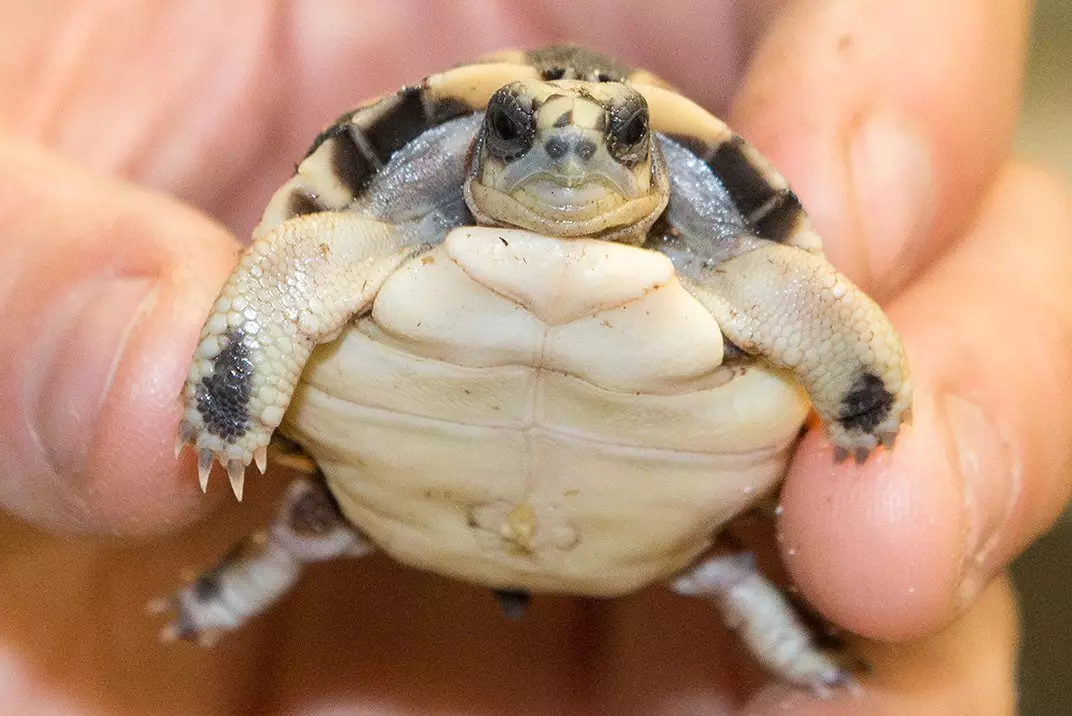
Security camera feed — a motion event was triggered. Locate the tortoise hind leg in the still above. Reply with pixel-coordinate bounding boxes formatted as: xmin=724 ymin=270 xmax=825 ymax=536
xmin=670 ymin=552 xmax=858 ymax=699
xmin=150 ymin=478 xmax=373 ymax=646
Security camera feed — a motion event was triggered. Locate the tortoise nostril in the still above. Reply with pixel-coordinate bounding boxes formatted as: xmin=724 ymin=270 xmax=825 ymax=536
xmin=545 ymin=136 xmax=568 ymax=160
xmin=575 ymin=138 xmax=596 ymax=160
xmin=544 ymin=135 xmax=597 ymax=162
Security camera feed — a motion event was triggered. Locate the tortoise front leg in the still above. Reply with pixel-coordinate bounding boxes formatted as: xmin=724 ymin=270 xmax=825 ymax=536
xmin=150 ymin=479 xmax=373 ymax=646
xmin=177 ymin=211 xmax=424 ymax=498
xmin=670 ymin=552 xmax=857 ymax=699
xmin=685 ymin=242 xmax=912 ymax=460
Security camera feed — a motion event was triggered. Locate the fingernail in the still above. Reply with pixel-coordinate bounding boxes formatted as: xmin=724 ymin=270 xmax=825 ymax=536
xmin=942 ymin=393 xmax=1019 ymax=604
xmin=26 ymin=276 xmax=157 ymax=480
xmin=848 ymin=111 xmax=934 ymax=281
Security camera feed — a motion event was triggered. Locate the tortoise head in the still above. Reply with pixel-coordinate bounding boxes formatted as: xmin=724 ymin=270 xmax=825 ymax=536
xmin=463 ymin=79 xmax=669 ymax=244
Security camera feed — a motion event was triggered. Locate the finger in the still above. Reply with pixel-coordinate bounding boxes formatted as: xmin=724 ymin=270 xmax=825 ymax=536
xmin=742 ymin=575 xmax=1018 ymax=715
xmin=731 ymin=0 xmax=1031 ymax=295
xmin=780 ymin=162 xmax=1072 ymax=640
xmin=0 ymin=137 xmax=237 ymax=533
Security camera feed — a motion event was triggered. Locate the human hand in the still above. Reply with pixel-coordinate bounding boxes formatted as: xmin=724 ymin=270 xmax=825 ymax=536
xmin=0 ymin=0 xmax=1065 ymax=713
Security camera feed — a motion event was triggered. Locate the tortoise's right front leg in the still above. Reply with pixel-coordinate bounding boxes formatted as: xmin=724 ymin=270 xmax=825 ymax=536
xmin=150 ymin=479 xmax=373 ymax=646
xmin=178 ymin=212 xmax=422 ymax=498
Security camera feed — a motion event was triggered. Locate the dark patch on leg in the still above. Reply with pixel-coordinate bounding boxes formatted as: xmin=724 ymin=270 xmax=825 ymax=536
xmin=363 ymin=85 xmax=430 ymax=165
xmin=196 ymin=329 xmax=253 ymax=441
xmin=660 ymin=132 xmax=709 ymax=159
xmin=837 ymin=372 xmax=894 ymax=433
xmin=286 ymin=189 xmax=324 ymax=218
xmin=288 ymin=482 xmax=345 ymax=536
xmin=330 ymin=132 xmax=374 ymax=196
xmin=705 ymin=136 xmax=778 ymax=220
xmin=552 ymin=109 xmax=573 ymax=128
xmin=493 ymin=589 xmax=531 ymax=620
xmin=751 ymin=190 xmax=803 ymax=243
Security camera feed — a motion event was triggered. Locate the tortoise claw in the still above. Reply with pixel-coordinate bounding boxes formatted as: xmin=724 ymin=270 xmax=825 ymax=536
xmin=254 ymin=446 xmax=268 ymax=475
xmin=197 ymin=449 xmax=214 ymax=492
xmin=226 ymin=459 xmax=246 ymax=501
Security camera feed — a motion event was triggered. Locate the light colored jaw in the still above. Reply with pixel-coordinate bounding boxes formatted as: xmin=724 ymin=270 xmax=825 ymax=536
xmin=465 ymin=177 xmax=667 ymax=243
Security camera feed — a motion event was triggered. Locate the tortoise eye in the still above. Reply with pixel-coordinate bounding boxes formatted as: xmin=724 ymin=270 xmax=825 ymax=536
xmin=618 ymin=109 xmax=648 ymax=146
xmin=489 ymin=105 xmax=520 ymax=141
xmin=484 ymin=89 xmax=535 ymax=161
xmin=607 ymin=103 xmax=650 ymax=165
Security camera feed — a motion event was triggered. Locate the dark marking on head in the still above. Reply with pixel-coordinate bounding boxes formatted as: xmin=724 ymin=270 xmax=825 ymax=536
xmin=493 ymin=589 xmax=531 ymax=620
xmin=552 ymin=109 xmax=573 ymax=128
xmin=362 ymin=85 xmax=429 ymax=165
xmin=706 ymin=137 xmax=779 ymax=220
xmin=526 ymin=44 xmax=633 ymax=83
xmin=288 ymin=483 xmax=345 ymax=536
xmin=838 ymin=372 xmax=894 ymax=433
xmin=195 ymin=329 xmax=252 ymax=442
xmin=286 ymin=190 xmax=324 ymax=218
xmin=330 ymin=130 xmax=374 ymax=196
xmin=661 ymin=132 xmax=709 ymax=159
xmin=752 ymin=190 xmax=803 ymax=243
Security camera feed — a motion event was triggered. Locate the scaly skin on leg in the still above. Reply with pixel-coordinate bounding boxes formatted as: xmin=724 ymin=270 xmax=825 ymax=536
xmin=684 ymin=242 xmax=912 ymax=460
xmin=671 ymin=552 xmax=857 ymax=699
xmin=150 ymin=479 xmax=373 ymax=645
xmin=177 ymin=212 xmax=424 ymax=497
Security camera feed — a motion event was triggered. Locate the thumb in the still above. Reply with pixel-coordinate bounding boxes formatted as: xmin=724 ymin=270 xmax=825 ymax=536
xmin=779 ymin=163 xmax=1072 ymax=642
xmin=0 ymin=137 xmax=236 ymax=534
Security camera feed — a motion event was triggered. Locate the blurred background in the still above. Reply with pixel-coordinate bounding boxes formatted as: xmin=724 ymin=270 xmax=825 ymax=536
xmin=1011 ymin=0 xmax=1071 ymax=712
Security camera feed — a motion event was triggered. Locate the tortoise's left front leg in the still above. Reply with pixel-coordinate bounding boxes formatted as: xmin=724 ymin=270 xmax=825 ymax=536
xmin=150 ymin=479 xmax=372 ymax=646
xmin=685 ymin=242 xmax=912 ymax=460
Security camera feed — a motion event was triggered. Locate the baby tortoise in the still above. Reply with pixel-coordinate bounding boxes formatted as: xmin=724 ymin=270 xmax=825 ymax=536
xmin=162 ymin=45 xmax=911 ymax=696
